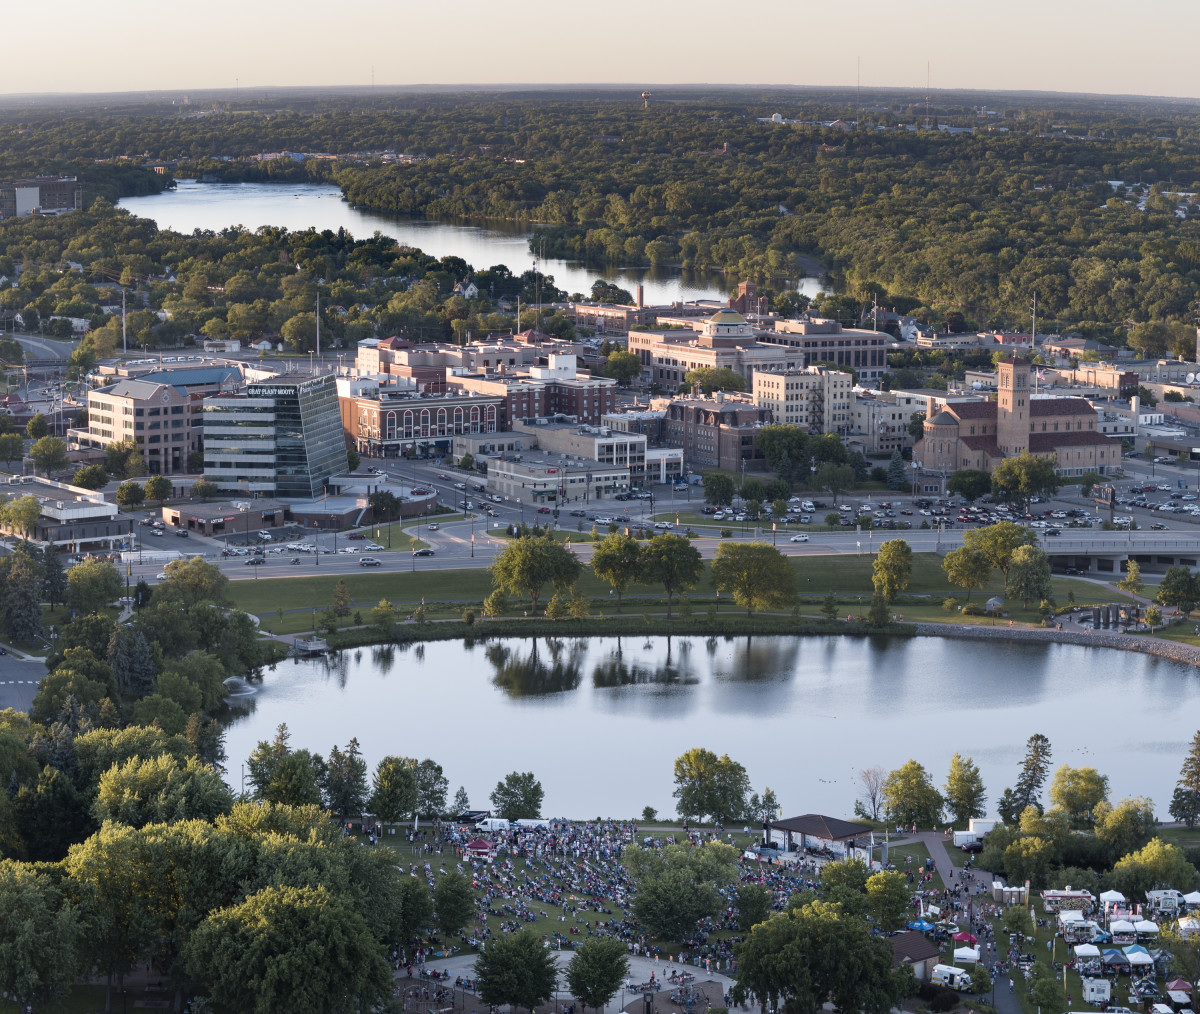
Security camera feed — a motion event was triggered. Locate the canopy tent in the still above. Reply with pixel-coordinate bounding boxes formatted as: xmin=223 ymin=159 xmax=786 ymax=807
xmin=953 ymin=931 xmax=978 ymax=944
xmin=1103 ymin=950 xmax=1131 ymax=966
xmin=1134 ymin=920 xmax=1159 ymax=935
xmin=1178 ymin=917 xmax=1200 ymax=939
xmin=1166 ymin=980 xmax=1193 ymax=994
xmin=1111 ymin=919 xmax=1136 ymax=932
xmin=1184 ymin=891 xmax=1200 ymax=906
xmin=1060 ymin=909 xmax=1086 ymax=923
xmin=1123 ymin=945 xmax=1153 ymax=966
xmin=1075 ymin=943 xmax=1102 ymax=958
xmin=908 ymin=919 xmax=934 ymax=932
xmin=954 ymin=946 xmax=981 ymax=964
xmin=1101 ymin=889 xmax=1127 ymax=904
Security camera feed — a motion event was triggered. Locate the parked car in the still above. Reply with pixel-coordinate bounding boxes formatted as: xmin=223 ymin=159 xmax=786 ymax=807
xmin=427 ymin=523 xmax=439 ymax=531
xmin=960 ymin=840 xmax=984 ymax=853
xmin=175 ymin=529 xmax=189 ymax=538
xmin=149 ymin=529 xmax=163 ymax=537
xmin=537 ymin=507 xmax=551 ymax=514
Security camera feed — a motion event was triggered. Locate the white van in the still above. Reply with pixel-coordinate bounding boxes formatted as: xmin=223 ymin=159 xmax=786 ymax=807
xmin=930 ymin=965 xmax=972 ymax=990
xmin=475 ymin=818 xmax=511 ymax=832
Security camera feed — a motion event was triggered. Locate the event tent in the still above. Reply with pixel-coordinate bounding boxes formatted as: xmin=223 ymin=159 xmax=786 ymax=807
xmin=954 ymin=946 xmax=981 ymax=964
xmin=953 ymin=932 xmax=978 ymax=944
xmin=1185 ymin=891 xmax=1200 ymax=907
xmin=1075 ymin=944 xmax=1102 ymax=958
xmin=908 ymin=919 xmax=934 ymax=932
xmin=1166 ymin=980 xmax=1193 ymax=994
xmin=1101 ymin=890 xmax=1127 ymax=904
xmin=1123 ymin=945 xmax=1153 ymax=966
xmin=1134 ymin=920 xmax=1159 ymax=935
xmin=1102 ymin=950 xmax=1131 ymax=966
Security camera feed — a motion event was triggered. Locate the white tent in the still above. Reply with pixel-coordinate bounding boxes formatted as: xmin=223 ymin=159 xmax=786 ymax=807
xmin=1134 ymin=919 xmax=1159 ymax=935
xmin=1185 ymin=891 xmax=1200 ymax=906
xmin=1177 ymin=917 xmax=1200 ymax=939
xmin=1125 ymin=951 xmax=1153 ymax=966
xmin=1110 ymin=919 xmax=1136 ymax=933
xmin=1075 ymin=943 xmax=1102 ymax=958
xmin=1101 ymin=890 xmax=1127 ymax=904
xmin=954 ymin=946 xmax=981 ymax=964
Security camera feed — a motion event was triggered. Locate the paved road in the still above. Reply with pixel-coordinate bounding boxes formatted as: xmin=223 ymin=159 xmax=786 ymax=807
xmin=0 ymin=653 xmax=45 ymax=712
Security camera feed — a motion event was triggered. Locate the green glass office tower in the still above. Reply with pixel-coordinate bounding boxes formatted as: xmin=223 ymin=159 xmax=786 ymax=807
xmin=204 ymin=376 xmax=348 ymax=497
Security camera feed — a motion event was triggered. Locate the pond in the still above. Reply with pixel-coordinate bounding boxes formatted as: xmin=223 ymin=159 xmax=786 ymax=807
xmin=222 ymin=634 xmax=1198 ymax=821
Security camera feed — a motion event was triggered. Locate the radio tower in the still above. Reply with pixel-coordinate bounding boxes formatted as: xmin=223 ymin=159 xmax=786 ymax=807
xmin=924 ymin=63 xmax=930 ymax=130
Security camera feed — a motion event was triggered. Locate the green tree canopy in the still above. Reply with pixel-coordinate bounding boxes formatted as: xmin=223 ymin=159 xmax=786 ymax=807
xmin=702 ymin=470 xmax=735 ymax=506
xmin=942 ymin=544 xmax=991 ymax=601
xmin=590 ymin=532 xmax=642 ymax=612
xmin=710 ymin=541 xmax=796 ymax=616
xmin=882 ymin=760 xmax=943 ymax=829
xmin=1008 ymin=544 xmax=1053 ymax=608
xmin=1170 ymin=730 xmax=1200 ymax=829
xmin=672 ymin=747 xmax=750 ymax=823
xmin=565 ymin=937 xmax=629 ymax=1014
xmin=490 ymin=771 xmax=545 ymax=821
xmin=490 ymin=533 xmax=582 ymax=614
xmin=1049 ymin=764 xmax=1110 ymax=827
xmin=639 ymin=533 xmax=703 ymax=618
xmin=626 ymin=840 xmax=738 ymax=941
xmin=368 ymin=755 xmax=418 ymax=823
xmin=991 ymin=452 xmax=1060 ymax=507
xmin=474 ymin=929 xmax=560 ymax=1013
xmin=683 ymin=366 xmax=746 ymax=395
xmin=962 ymin=520 xmax=1035 ymax=592
xmin=872 ymin=538 xmax=912 ymax=603
xmin=944 ymin=753 xmax=987 ymax=826
xmin=947 ymin=469 xmax=992 ymax=502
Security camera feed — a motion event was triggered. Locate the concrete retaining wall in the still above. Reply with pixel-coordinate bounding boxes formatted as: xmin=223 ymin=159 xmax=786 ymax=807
xmin=913 ymin=621 xmax=1200 ymax=666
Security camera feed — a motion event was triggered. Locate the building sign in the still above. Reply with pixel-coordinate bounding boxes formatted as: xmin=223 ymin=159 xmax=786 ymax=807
xmin=247 ymin=385 xmax=297 ymax=398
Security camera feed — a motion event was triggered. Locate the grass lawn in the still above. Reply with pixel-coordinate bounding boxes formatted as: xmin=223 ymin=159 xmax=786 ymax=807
xmin=0 ymin=984 xmax=115 ymax=1014
xmin=228 ymin=553 xmax=1141 ymax=633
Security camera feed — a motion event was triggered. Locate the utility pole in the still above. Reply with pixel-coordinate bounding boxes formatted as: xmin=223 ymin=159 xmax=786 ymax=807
xmin=315 ymin=290 xmax=320 ymax=367
xmin=1030 ymin=291 xmax=1038 ymax=343
xmin=121 ymin=287 xmax=127 ymax=354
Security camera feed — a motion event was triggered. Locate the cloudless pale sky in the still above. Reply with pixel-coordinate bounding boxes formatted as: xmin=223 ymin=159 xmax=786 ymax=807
xmin=7 ymin=0 xmax=1200 ymax=100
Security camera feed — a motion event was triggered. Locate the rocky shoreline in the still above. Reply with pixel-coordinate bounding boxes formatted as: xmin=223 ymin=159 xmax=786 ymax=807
xmin=913 ymin=621 xmax=1200 ymax=666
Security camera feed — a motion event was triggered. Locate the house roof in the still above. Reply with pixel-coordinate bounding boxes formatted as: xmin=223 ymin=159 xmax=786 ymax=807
xmin=768 ymin=813 xmax=871 ymax=842
xmin=1029 ymin=398 xmax=1095 ymax=417
xmin=928 ymin=410 xmax=958 ymax=426
xmin=1029 ymin=430 xmax=1116 ymax=451
xmin=949 ymin=401 xmax=996 ymax=420
xmin=890 ymin=930 xmax=941 ymax=966
xmin=102 ymin=379 xmax=172 ymax=400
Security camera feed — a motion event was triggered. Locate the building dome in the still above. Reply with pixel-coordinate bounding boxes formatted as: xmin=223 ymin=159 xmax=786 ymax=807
xmin=928 ymin=411 xmax=957 ymax=426
xmin=708 ymin=309 xmax=747 ymax=325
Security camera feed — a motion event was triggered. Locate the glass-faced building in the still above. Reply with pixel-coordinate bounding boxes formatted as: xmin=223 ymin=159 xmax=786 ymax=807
xmin=203 ymin=376 xmax=348 ymax=497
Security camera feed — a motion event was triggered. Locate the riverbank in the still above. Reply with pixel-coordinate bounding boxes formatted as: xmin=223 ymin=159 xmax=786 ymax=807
xmin=913 ymin=621 xmax=1200 ymax=664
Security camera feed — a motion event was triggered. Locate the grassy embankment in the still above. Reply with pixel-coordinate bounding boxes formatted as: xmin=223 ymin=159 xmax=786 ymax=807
xmin=228 ymin=552 xmax=1140 ymax=640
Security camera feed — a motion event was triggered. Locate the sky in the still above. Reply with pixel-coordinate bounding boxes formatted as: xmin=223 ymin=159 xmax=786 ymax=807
xmin=7 ymin=0 xmax=1200 ymax=100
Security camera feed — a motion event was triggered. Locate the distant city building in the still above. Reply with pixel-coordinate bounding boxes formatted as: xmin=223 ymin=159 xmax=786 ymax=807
xmin=760 ymin=318 xmax=890 ymax=383
xmin=0 ymin=176 xmax=82 ymax=220
xmin=72 ymin=368 xmax=238 ymax=475
xmin=512 ymin=417 xmax=683 ymax=486
xmin=848 ymin=390 xmax=925 ymax=455
xmin=728 ymin=280 xmax=770 ymax=316
xmin=628 ymin=310 xmax=806 ymax=389
xmin=0 ymin=476 xmax=121 ymax=552
xmin=751 ymin=366 xmax=853 ymax=435
xmin=203 ymin=376 xmax=347 ymax=496
xmin=664 ymin=392 xmax=773 ymax=472
xmin=337 ymin=378 xmax=502 ymax=458
xmin=486 ymin=456 xmax=631 ymax=506
xmin=913 ymin=358 xmax=1119 ymax=477
xmin=449 ymin=354 xmax=617 ymax=427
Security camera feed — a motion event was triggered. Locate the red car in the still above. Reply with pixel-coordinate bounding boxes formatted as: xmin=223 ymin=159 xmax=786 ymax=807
xmin=347 ymin=533 xmax=366 ymax=540
xmin=537 ymin=507 xmax=551 ymax=514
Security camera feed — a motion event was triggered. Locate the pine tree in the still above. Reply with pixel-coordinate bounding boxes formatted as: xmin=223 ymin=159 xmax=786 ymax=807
xmin=820 ymin=593 xmax=838 ymax=621
xmin=886 ymin=449 xmax=908 ymax=491
xmin=331 ymin=579 xmax=351 ymax=618
xmin=3 ymin=552 xmax=44 ymax=643
xmin=107 ymin=624 xmax=132 ymax=696
xmin=1169 ymin=730 xmax=1200 ymax=828
xmin=41 ymin=546 xmax=68 ymax=609
xmin=127 ymin=630 xmax=157 ymax=697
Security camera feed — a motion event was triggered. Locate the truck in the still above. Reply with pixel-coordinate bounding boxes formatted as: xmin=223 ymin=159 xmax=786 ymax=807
xmin=930 ymin=965 xmax=972 ymax=990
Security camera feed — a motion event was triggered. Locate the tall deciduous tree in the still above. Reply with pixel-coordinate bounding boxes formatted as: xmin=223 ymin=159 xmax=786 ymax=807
xmin=433 ymin=870 xmax=476 ymax=936
xmin=590 ymin=532 xmax=642 ymax=612
xmin=186 ymin=885 xmax=390 ymax=1014
xmin=626 ymin=841 xmax=738 ymax=940
xmin=144 ymin=473 xmax=171 ymax=504
xmin=944 ymin=753 xmax=987 ymax=825
xmin=29 ymin=435 xmax=67 ymax=474
xmin=66 ymin=557 xmax=123 ymax=615
xmin=0 ymin=861 xmax=80 ymax=1012
xmin=1008 ymin=544 xmax=1052 ymax=608
xmin=946 ymin=469 xmax=992 ymax=502
xmin=490 ymin=771 xmax=544 ymax=821
xmin=872 ymin=539 xmax=912 ymax=603
xmin=490 ymin=534 xmax=582 ymax=614
xmin=991 ymin=451 xmax=1060 ymax=507
xmin=368 ymin=756 xmax=418 ymax=823
xmin=1049 ymin=765 xmax=1109 ymax=827
xmin=566 ymin=937 xmax=629 ymax=1013
xmin=1157 ymin=566 xmax=1200 ymax=614
xmin=942 ymin=544 xmax=991 ymax=601
xmin=639 ymin=533 xmax=702 ymax=619
xmin=882 ymin=760 xmax=943 ymax=829
xmin=710 ymin=541 xmax=796 ymax=616
xmin=474 ymin=930 xmax=560 ymax=1013
xmin=702 ymin=470 xmax=735 ymax=506
xmin=672 ymin=747 xmax=750 ymax=823
xmin=962 ymin=521 xmax=1035 ymax=592
xmin=865 ymin=870 xmax=911 ymax=932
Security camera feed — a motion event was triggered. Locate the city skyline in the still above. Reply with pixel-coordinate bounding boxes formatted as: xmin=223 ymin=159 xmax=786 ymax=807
xmin=6 ymin=0 xmax=1200 ymax=101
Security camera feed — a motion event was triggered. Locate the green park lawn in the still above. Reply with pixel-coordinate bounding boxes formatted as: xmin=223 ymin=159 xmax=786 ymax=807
xmin=228 ymin=553 xmax=1139 ymax=635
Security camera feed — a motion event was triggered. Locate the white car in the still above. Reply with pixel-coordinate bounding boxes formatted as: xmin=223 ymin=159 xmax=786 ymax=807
xmin=156 ymin=572 xmax=167 ymax=580
xmin=789 ymin=533 xmax=809 ymax=542
xmin=653 ymin=521 xmax=673 ymax=529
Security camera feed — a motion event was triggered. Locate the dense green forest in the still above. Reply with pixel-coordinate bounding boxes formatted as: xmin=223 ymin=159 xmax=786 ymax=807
xmin=6 ymin=87 xmax=1200 ymax=340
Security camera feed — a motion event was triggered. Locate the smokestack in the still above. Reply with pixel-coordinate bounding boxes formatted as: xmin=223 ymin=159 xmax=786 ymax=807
xmin=636 ymin=284 xmax=644 ymax=309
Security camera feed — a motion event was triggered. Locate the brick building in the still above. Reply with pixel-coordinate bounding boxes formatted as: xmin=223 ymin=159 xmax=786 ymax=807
xmin=664 ymin=393 xmax=773 ymax=472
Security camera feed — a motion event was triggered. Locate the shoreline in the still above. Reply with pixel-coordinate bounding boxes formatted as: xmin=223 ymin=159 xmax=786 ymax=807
xmin=913 ymin=621 xmax=1200 ymax=665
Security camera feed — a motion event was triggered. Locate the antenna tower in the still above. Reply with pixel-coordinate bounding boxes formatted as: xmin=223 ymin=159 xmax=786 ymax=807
xmin=924 ymin=63 xmax=930 ymax=130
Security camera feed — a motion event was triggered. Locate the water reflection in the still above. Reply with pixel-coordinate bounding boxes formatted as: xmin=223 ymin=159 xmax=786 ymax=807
xmin=487 ymin=638 xmax=584 ymax=697
xmin=371 ymin=645 xmax=395 ymax=675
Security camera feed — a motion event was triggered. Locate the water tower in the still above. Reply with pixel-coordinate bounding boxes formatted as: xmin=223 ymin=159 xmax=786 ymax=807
xmin=641 ymin=90 xmax=651 ymax=109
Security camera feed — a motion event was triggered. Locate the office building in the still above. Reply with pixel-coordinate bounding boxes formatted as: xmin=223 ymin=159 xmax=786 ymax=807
xmin=0 ymin=176 xmax=82 ymax=220
xmin=203 ymin=376 xmax=347 ymax=496
xmin=664 ymin=393 xmax=773 ymax=472
xmin=751 ymin=366 xmax=853 ymax=435
xmin=512 ymin=417 xmax=684 ymax=486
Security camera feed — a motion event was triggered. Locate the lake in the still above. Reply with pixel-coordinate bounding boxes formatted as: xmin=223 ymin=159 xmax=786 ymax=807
xmin=222 ymin=634 xmax=1196 ymax=821
xmin=118 ymin=181 xmax=826 ymax=306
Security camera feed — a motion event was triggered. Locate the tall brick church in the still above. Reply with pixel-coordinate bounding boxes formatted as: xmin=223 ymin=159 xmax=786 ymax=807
xmin=913 ymin=357 xmax=1118 ymax=477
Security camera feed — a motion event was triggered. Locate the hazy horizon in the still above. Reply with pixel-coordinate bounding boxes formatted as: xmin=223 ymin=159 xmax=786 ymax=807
xmin=6 ymin=0 xmax=1200 ymax=102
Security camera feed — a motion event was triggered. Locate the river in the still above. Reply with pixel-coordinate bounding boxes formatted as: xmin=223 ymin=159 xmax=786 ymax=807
xmin=222 ymin=634 xmax=1196 ymax=822
xmin=118 ymin=181 xmax=825 ymax=306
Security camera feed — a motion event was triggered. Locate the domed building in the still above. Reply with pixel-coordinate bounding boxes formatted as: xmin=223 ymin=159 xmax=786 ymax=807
xmin=913 ymin=357 xmax=1118 ymax=477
